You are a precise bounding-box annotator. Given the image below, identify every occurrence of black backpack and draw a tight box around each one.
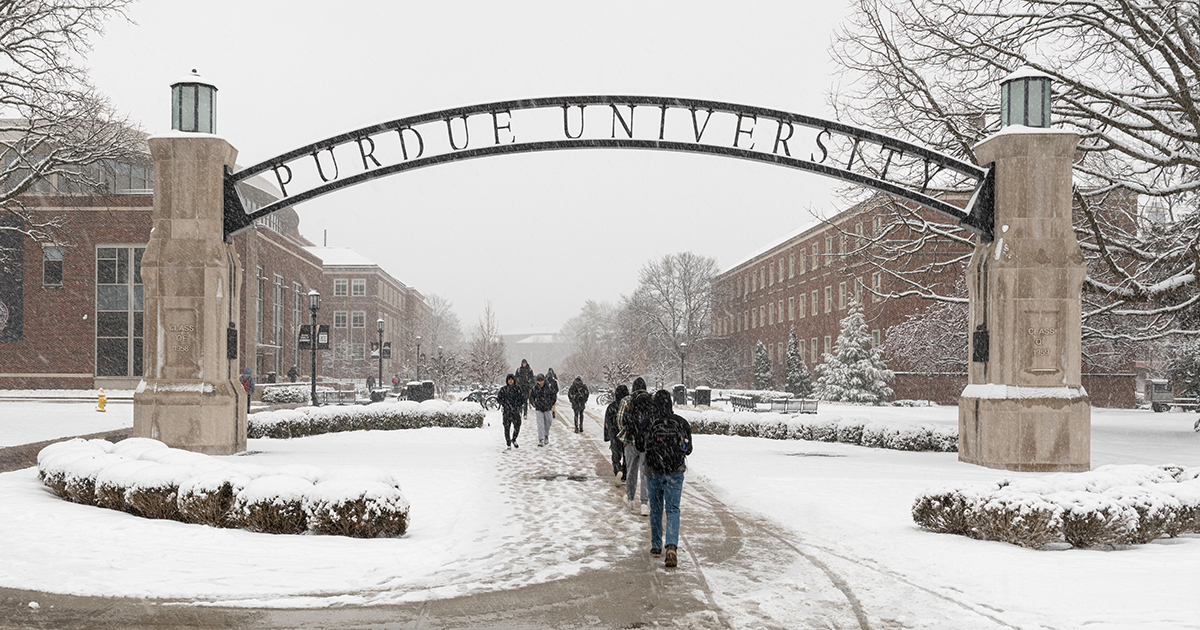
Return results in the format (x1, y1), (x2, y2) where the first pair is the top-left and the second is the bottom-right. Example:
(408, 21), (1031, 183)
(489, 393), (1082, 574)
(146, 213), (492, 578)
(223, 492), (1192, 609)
(643, 415), (690, 473)
(625, 391), (654, 444)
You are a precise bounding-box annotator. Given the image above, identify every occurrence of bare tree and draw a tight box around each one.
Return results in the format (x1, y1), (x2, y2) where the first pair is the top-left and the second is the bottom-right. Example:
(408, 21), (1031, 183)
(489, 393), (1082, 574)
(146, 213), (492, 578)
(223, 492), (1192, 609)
(419, 293), (465, 355)
(1, 0), (145, 246)
(831, 0), (1200, 342)
(881, 297), (969, 375)
(466, 303), (507, 386)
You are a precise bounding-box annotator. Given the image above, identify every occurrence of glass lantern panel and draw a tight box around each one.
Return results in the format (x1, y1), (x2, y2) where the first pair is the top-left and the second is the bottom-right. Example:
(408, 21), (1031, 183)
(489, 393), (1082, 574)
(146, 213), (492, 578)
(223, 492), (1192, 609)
(1000, 86), (1010, 126)
(180, 85), (197, 132)
(198, 86), (213, 133)
(1027, 79), (1044, 127)
(1042, 82), (1052, 127)
(1010, 80), (1026, 126)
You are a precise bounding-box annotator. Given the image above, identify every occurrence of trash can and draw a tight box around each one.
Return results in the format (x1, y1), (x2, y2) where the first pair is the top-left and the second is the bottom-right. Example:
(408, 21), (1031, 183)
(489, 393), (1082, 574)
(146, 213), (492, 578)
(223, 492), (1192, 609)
(693, 386), (711, 407)
(407, 381), (426, 402)
(421, 380), (436, 401)
(672, 384), (687, 406)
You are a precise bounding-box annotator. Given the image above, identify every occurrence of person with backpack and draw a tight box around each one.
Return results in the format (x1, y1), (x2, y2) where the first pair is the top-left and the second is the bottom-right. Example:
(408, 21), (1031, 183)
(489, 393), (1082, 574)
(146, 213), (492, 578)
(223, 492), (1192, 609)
(239, 367), (255, 413)
(546, 367), (560, 419)
(568, 376), (590, 433)
(515, 360), (535, 418)
(639, 389), (694, 567)
(616, 377), (653, 515)
(529, 373), (557, 446)
(497, 373), (525, 450)
(603, 384), (630, 485)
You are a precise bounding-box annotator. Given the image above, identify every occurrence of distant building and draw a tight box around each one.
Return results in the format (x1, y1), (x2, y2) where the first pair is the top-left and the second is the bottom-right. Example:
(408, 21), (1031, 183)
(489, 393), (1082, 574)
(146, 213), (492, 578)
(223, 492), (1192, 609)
(711, 195), (1136, 407)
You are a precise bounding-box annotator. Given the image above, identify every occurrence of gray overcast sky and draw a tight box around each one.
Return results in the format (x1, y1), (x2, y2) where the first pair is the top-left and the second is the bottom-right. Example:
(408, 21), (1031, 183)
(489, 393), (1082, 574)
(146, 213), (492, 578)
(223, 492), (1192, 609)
(88, 1), (849, 335)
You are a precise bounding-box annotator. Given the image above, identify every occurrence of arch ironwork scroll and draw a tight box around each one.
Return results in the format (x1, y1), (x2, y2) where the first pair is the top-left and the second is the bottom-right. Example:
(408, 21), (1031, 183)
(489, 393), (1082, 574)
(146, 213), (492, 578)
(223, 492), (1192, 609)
(224, 96), (994, 241)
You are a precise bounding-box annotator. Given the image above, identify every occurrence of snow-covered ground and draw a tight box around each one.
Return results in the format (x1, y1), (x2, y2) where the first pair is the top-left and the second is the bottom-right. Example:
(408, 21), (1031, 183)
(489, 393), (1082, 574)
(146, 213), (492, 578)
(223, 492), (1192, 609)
(2, 398), (1200, 628)
(0, 398), (133, 447)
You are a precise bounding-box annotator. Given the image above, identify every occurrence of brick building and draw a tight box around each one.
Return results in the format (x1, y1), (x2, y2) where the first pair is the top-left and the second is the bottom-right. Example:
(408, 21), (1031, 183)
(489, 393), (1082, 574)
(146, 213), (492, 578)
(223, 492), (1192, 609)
(711, 195), (1136, 407)
(0, 163), (429, 390)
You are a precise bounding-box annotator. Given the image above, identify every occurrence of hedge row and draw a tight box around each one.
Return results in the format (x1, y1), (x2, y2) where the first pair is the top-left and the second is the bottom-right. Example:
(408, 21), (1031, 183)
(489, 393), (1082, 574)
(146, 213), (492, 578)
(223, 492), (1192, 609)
(913, 464), (1200, 548)
(249, 399), (484, 439)
(260, 385), (313, 404)
(679, 410), (958, 453)
(37, 438), (410, 538)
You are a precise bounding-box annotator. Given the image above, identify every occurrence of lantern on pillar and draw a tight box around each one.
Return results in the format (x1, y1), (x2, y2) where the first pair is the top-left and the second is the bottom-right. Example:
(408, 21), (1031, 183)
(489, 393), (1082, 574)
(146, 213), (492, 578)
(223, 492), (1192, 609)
(171, 70), (217, 134)
(1000, 67), (1052, 128)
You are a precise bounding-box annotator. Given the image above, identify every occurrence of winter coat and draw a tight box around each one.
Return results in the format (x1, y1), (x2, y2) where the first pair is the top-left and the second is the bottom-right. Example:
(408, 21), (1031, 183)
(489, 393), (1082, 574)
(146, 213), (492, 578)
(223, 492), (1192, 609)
(515, 362), (535, 394)
(529, 381), (557, 412)
(240, 368), (255, 395)
(568, 378), (589, 410)
(497, 375), (525, 417)
(287, 366), (299, 382)
(641, 390), (694, 475)
(546, 368), (559, 396)
(603, 385), (630, 443)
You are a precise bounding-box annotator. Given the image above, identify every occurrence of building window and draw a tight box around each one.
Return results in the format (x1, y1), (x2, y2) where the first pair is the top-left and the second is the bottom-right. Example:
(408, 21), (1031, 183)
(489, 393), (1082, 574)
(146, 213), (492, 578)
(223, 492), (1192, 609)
(824, 335), (832, 356)
(872, 271), (882, 302)
(759, 305), (765, 328)
(855, 278), (863, 305)
(777, 342), (783, 362)
(824, 286), (832, 313)
(798, 294), (806, 318)
(872, 329), (881, 348)
(769, 303), (775, 325)
(799, 339), (806, 360)
(760, 267), (766, 289)
(751, 309), (757, 329)
(352, 343), (365, 360)
(273, 274), (284, 345)
(95, 246), (144, 378)
(334, 311), (347, 328)
(873, 216), (882, 234)
(811, 290), (818, 315)
(839, 282), (847, 310)
(352, 311), (365, 328)
(768, 344), (774, 362)
(293, 282), (303, 367)
(778, 259), (784, 282)
(811, 337), (819, 364)
(788, 253), (795, 278)
(42, 247), (63, 286)
(788, 297), (795, 321)
(811, 243), (819, 270)
(352, 279), (366, 296)
(799, 248), (807, 274)
(335, 341), (348, 360)
(256, 266), (264, 345)
(334, 279), (348, 296)
(751, 274), (756, 292)
(769, 265), (775, 286)
(840, 235), (847, 258)
(825, 236), (833, 263)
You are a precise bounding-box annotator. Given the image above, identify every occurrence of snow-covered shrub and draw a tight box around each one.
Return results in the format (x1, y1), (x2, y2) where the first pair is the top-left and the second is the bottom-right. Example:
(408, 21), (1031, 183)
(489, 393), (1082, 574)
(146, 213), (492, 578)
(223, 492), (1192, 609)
(305, 480), (410, 538)
(247, 400), (484, 439)
(261, 386), (309, 404)
(38, 449), (102, 498)
(809, 418), (839, 442)
(1106, 487), (1183, 543)
(1159, 464), (1186, 481)
(912, 487), (978, 535)
(705, 415), (732, 435)
(94, 460), (156, 511)
(928, 425), (959, 452)
(758, 418), (791, 440)
(891, 399), (936, 407)
(968, 491), (1064, 548)
(1157, 480), (1200, 534)
(860, 423), (891, 449)
(64, 454), (129, 505)
(733, 417), (759, 437)
(1180, 467), (1200, 482)
(1051, 491), (1137, 548)
(123, 464), (196, 520)
(887, 424), (932, 451)
(836, 418), (866, 445)
(109, 437), (168, 459)
(233, 475), (313, 535)
(177, 470), (252, 528)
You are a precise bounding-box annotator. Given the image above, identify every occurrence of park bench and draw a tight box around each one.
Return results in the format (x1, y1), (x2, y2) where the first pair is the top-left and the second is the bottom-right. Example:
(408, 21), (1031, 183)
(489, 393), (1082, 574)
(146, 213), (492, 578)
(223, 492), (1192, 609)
(769, 397), (819, 414)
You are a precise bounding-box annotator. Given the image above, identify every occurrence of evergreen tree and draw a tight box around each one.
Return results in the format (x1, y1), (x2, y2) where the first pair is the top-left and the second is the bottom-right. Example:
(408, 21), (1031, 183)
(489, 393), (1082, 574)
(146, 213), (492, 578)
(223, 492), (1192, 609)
(785, 327), (813, 397)
(753, 341), (773, 390)
(816, 300), (893, 404)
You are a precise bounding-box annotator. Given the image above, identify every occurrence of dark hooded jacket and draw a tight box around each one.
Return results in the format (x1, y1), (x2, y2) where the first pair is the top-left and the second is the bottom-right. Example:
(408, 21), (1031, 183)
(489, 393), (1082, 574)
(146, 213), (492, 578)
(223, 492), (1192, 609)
(529, 376), (557, 411)
(642, 389), (693, 475)
(515, 361), (535, 394)
(497, 374), (525, 416)
(545, 368), (559, 397)
(603, 384), (630, 443)
(616, 377), (649, 445)
(568, 377), (589, 409)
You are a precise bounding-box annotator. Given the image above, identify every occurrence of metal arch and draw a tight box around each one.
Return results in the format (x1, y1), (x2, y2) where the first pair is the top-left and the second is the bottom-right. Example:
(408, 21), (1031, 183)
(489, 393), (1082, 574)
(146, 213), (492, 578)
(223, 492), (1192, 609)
(224, 95), (994, 241)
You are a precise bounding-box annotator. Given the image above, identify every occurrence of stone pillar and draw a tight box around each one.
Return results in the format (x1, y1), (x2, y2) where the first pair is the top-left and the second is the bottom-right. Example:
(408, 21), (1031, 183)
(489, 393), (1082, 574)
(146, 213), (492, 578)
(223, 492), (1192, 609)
(958, 129), (1090, 472)
(133, 135), (246, 455)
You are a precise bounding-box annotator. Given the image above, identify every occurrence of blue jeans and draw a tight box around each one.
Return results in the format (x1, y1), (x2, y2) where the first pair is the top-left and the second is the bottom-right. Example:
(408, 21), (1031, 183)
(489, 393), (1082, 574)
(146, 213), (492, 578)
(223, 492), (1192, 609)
(646, 472), (684, 550)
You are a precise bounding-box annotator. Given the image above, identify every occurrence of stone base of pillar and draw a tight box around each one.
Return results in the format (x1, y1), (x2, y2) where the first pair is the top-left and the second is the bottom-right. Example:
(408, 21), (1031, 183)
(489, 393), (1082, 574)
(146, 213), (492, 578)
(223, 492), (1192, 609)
(958, 388), (1090, 472)
(133, 379), (247, 455)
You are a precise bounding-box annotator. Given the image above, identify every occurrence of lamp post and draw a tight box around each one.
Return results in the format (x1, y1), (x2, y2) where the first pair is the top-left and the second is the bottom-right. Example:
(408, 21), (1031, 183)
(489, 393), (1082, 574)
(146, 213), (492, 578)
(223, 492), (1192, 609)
(308, 290), (320, 407)
(679, 341), (688, 388)
(415, 335), (422, 381)
(437, 346), (443, 392)
(376, 318), (384, 395)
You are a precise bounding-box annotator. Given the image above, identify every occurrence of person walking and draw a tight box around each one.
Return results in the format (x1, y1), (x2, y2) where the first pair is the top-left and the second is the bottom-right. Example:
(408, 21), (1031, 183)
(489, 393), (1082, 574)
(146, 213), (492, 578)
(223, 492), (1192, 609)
(603, 384), (630, 485)
(529, 373), (556, 446)
(497, 373), (525, 449)
(240, 367), (255, 413)
(366, 374), (376, 391)
(616, 377), (653, 515)
(640, 389), (694, 567)
(568, 376), (590, 433)
(546, 368), (560, 419)
(287, 365), (299, 383)
(515, 359), (535, 419)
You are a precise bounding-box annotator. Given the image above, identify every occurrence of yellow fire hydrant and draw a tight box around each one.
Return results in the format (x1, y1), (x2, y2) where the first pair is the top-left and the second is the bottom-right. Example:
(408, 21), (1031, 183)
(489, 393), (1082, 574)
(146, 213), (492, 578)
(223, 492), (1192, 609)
(96, 389), (107, 412)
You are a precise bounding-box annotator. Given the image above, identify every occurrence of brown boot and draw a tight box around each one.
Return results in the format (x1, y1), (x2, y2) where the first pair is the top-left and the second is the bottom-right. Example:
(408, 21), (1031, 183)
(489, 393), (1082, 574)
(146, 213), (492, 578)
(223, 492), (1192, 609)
(664, 545), (678, 567)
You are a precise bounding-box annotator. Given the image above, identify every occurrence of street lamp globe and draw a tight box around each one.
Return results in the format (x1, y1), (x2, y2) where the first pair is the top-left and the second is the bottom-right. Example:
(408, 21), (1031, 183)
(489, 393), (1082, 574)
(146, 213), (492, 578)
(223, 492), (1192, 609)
(308, 289), (320, 312)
